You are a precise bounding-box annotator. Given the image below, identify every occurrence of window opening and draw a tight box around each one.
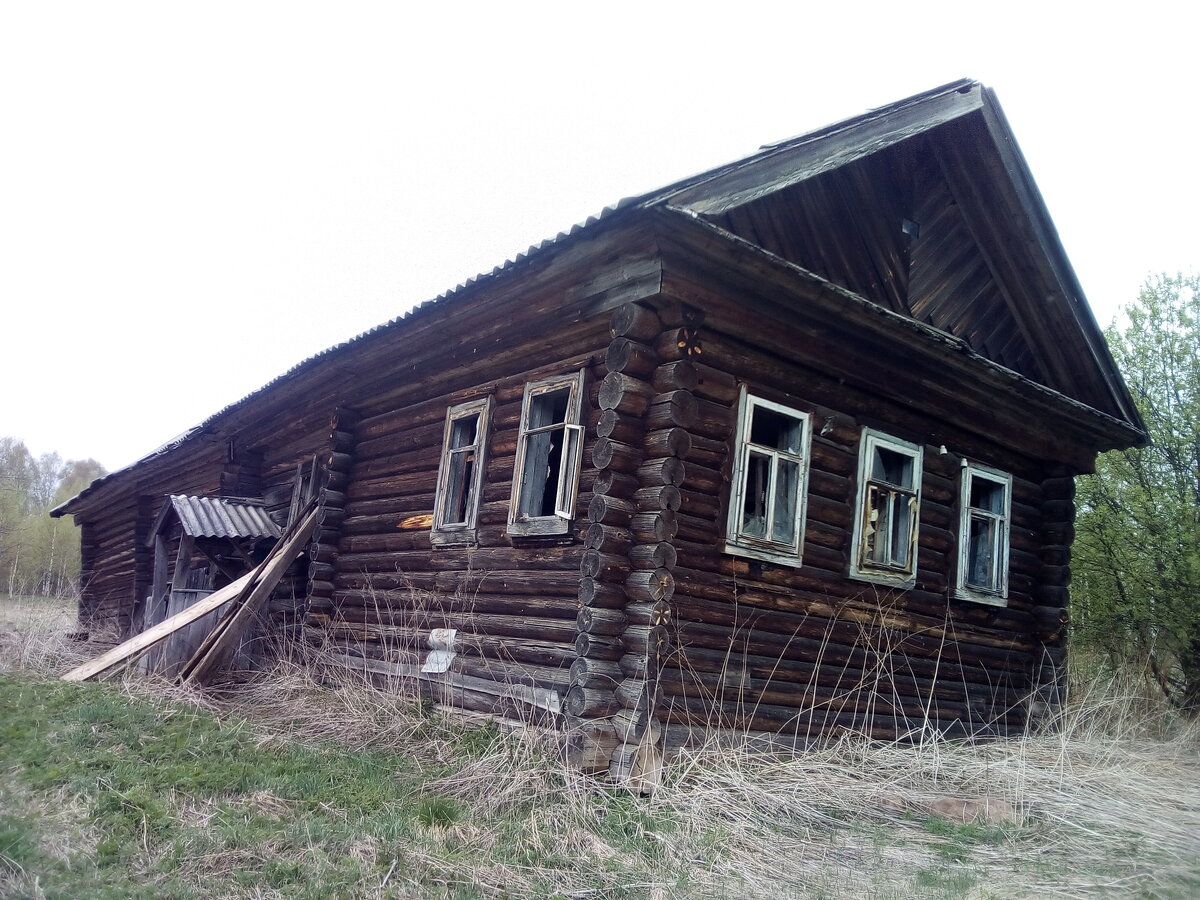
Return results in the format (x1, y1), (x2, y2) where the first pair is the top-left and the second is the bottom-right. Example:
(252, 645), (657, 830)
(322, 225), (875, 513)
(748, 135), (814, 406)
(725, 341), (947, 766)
(508, 372), (585, 537)
(433, 396), (492, 544)
(725, 389), (811, 565)
(851, 429), (923, 587)
(955, 463), (1012, 604)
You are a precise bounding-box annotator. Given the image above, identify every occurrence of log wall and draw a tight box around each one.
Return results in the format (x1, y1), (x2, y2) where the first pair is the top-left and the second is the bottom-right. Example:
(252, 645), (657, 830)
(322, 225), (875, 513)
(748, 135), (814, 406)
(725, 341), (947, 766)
(308, 314), (614, 717)
(649, 299), (1073, 747)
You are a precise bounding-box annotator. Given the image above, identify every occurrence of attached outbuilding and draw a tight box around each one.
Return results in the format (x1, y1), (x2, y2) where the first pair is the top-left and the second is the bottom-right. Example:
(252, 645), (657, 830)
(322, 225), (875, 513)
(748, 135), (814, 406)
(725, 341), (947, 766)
(53, 81), (1147, 784)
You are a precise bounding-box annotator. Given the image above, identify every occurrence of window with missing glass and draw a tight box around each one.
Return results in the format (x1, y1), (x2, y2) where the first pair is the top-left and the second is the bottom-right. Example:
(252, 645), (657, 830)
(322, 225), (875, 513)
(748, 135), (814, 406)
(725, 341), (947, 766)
(850, 429), (923, 588)
(724, 389), (812, 565)
(508, 371), (585, 537)
(431, 396), (492, 546)
(955, 462), (1012, 605)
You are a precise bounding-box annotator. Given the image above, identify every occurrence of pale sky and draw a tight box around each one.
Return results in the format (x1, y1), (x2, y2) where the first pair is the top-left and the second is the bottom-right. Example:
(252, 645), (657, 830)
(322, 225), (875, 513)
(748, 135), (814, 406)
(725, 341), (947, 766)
(2, 2), (1196, 473)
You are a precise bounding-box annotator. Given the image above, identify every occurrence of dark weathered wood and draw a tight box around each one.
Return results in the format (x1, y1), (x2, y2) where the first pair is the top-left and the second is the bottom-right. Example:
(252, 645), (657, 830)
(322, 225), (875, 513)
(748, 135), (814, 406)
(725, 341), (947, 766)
(575, 632), (624, 661)
(578, 577), (626, 610)
(585, 523), (634, 555)
(633, 485), (681, 512)
(593, 469), (641, 500)
(629, 542), (677, 571)
(577, 606), (628, 637)
(653, 359), (699, 393)
(592, 438), (643, 474)
(645, 392), (698, 430)
(625, 568), (675, 603)
(565, 685), (620, 717)
(636, 458), (686, 487)
(605, 337), (659, 378)
(599, 372), (656, 416)
(588, 493), (635, 526)
(655, 326), (702, 360)
(610, 303), (663, 342)
(570, 656), (624, 689)
(580, 550), (627, 581)
(630, 511), (678, 543)
(643, 428), (692, 460)
(596, 409), (643, 444)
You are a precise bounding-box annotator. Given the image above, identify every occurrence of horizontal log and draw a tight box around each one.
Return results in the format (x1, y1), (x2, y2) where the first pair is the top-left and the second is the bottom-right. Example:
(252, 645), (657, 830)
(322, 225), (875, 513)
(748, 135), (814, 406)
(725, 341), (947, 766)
(605, 337), (659, 378)
(643, 428), (692, 460)
(626, 568), (675, 603)
(655, 326), (701, 360)
(592, 438), (643, 474)
(575, 632), (624, 661)
(577, 606), (628, 637)
(579, 577), (627, 609)
(585, 523), (633, 555)
(594, 470), (641, 500)
(570, 656), (624, 689)
(610, 303), (662, 342)
(599, 372), (656, 416)
(631, 511), (677, 543)
(645, 392), (698, 430)
(690, 361), (741, 405)
(565, 685), (620, 718)
(588, 493), (635, 527)
(596, 409), (643, 444)
(633, 485), (681, 512)
(580, 549), (627, 581)
(637, 457), (686, 487)
(630, 542), (677, 571)
(653, 359), (698, 393)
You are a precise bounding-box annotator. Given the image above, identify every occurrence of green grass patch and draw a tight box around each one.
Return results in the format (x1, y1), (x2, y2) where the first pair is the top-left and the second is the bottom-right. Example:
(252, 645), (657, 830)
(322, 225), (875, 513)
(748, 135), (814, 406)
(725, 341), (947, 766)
(0, 674), (466, 897)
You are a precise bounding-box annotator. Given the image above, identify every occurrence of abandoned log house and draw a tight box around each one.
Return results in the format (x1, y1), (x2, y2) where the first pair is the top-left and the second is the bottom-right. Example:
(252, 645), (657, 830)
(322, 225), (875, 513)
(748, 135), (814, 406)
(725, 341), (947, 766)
(53, 80), (1147, 782)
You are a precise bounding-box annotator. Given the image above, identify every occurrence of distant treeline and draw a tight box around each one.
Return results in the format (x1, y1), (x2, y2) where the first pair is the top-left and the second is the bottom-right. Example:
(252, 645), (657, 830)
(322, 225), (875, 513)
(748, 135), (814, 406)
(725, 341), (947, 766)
(0, 437), (105, 598)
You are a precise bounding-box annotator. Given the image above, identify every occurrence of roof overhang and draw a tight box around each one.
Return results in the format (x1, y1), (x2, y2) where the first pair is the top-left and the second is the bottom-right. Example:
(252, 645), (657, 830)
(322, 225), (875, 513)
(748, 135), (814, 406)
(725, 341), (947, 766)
(652, 205), (1146, 466)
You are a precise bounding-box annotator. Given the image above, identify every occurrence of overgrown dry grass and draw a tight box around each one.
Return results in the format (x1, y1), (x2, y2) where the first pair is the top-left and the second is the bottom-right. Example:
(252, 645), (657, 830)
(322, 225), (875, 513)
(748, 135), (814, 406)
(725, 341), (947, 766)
(3, 593), (1199, 898)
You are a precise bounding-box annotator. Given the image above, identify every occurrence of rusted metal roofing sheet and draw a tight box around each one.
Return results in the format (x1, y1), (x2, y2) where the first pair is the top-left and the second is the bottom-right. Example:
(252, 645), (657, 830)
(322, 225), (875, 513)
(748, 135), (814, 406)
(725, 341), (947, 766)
(167, 495), (281, 540)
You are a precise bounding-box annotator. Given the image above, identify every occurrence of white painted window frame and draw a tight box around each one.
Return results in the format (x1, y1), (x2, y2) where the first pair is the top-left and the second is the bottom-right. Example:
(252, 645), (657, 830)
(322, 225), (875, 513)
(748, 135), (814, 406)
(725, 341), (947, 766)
(954, 461), (1012, 606)
(431, 396), (492, 547)
(723, 387), (812, 567)
(507, 371), (586, 537)
(849, 428), (923, 589)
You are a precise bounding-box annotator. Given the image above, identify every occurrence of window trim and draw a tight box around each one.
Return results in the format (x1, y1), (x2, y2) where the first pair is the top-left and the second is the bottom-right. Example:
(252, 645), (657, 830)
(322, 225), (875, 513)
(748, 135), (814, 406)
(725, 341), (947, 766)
(507, 371), (586, 538)
(849, 428), (923, 589)
(954, 461), (1012, 606)
(431, 396), (493, 547)
(723, 387), (813, 567)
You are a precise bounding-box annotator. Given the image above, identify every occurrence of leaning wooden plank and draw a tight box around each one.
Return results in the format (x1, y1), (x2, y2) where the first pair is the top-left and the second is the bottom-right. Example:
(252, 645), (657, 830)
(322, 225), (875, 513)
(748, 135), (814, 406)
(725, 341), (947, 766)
(60, 570), (256, 682)
(181, 507), (319, 685)
(176, 505), (315, 678)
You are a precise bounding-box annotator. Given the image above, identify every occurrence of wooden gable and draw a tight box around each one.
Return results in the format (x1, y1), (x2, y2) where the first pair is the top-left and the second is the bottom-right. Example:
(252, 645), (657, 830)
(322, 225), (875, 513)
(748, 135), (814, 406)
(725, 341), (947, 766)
(655, 80), (1143, 432)
(703, 135), (1051, 387)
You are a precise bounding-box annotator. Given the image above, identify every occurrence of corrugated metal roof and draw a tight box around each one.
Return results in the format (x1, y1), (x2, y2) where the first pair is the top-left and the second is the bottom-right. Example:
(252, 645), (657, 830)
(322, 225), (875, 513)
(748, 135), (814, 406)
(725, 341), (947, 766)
(167, 495), (281, 540)
(51, 83), (992, 520)
(62, 78), (1136, 517)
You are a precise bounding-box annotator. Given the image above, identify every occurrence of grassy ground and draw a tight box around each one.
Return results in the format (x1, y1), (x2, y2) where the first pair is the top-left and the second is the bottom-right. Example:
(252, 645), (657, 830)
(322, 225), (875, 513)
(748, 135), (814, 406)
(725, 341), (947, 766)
(2, 594), (1199, 898)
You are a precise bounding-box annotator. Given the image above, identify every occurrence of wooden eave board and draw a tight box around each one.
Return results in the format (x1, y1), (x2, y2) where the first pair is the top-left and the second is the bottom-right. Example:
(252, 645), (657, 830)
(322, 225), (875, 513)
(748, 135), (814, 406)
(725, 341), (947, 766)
(662, 82), (983, 216)
(653, 206), (1145, 458)
(52, 216), (662, 522)
(975, 90), (1144, 431)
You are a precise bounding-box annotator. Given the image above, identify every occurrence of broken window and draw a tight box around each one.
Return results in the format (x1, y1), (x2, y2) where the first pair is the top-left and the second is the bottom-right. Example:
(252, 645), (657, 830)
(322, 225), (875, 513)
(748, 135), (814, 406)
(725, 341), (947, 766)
(508, 371), (585, 537)
(431, 396), (492, 546)
(955, 462), (1012, 605)
(725, 389), (812, 565)
(850, 429), (923, 587)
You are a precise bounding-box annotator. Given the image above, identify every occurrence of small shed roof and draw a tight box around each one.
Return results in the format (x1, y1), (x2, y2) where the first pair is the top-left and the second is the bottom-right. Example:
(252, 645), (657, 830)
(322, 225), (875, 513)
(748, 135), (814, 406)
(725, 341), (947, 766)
(148, 496), (281, 545)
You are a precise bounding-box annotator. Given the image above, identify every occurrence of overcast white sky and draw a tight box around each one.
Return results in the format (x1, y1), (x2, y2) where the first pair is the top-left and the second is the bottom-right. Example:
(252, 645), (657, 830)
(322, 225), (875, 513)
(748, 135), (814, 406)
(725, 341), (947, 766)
(2, 2), (1196, 474)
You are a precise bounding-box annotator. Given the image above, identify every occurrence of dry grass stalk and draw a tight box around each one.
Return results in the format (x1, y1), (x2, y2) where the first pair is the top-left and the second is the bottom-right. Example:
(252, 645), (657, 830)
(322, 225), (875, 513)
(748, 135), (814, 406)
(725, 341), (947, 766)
(5, 587), (1200, 897)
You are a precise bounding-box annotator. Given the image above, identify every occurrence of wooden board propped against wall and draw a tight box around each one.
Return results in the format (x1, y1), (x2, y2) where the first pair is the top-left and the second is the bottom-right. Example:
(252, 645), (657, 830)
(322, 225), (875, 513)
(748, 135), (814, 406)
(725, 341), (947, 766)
(62, 505), (318, 683)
